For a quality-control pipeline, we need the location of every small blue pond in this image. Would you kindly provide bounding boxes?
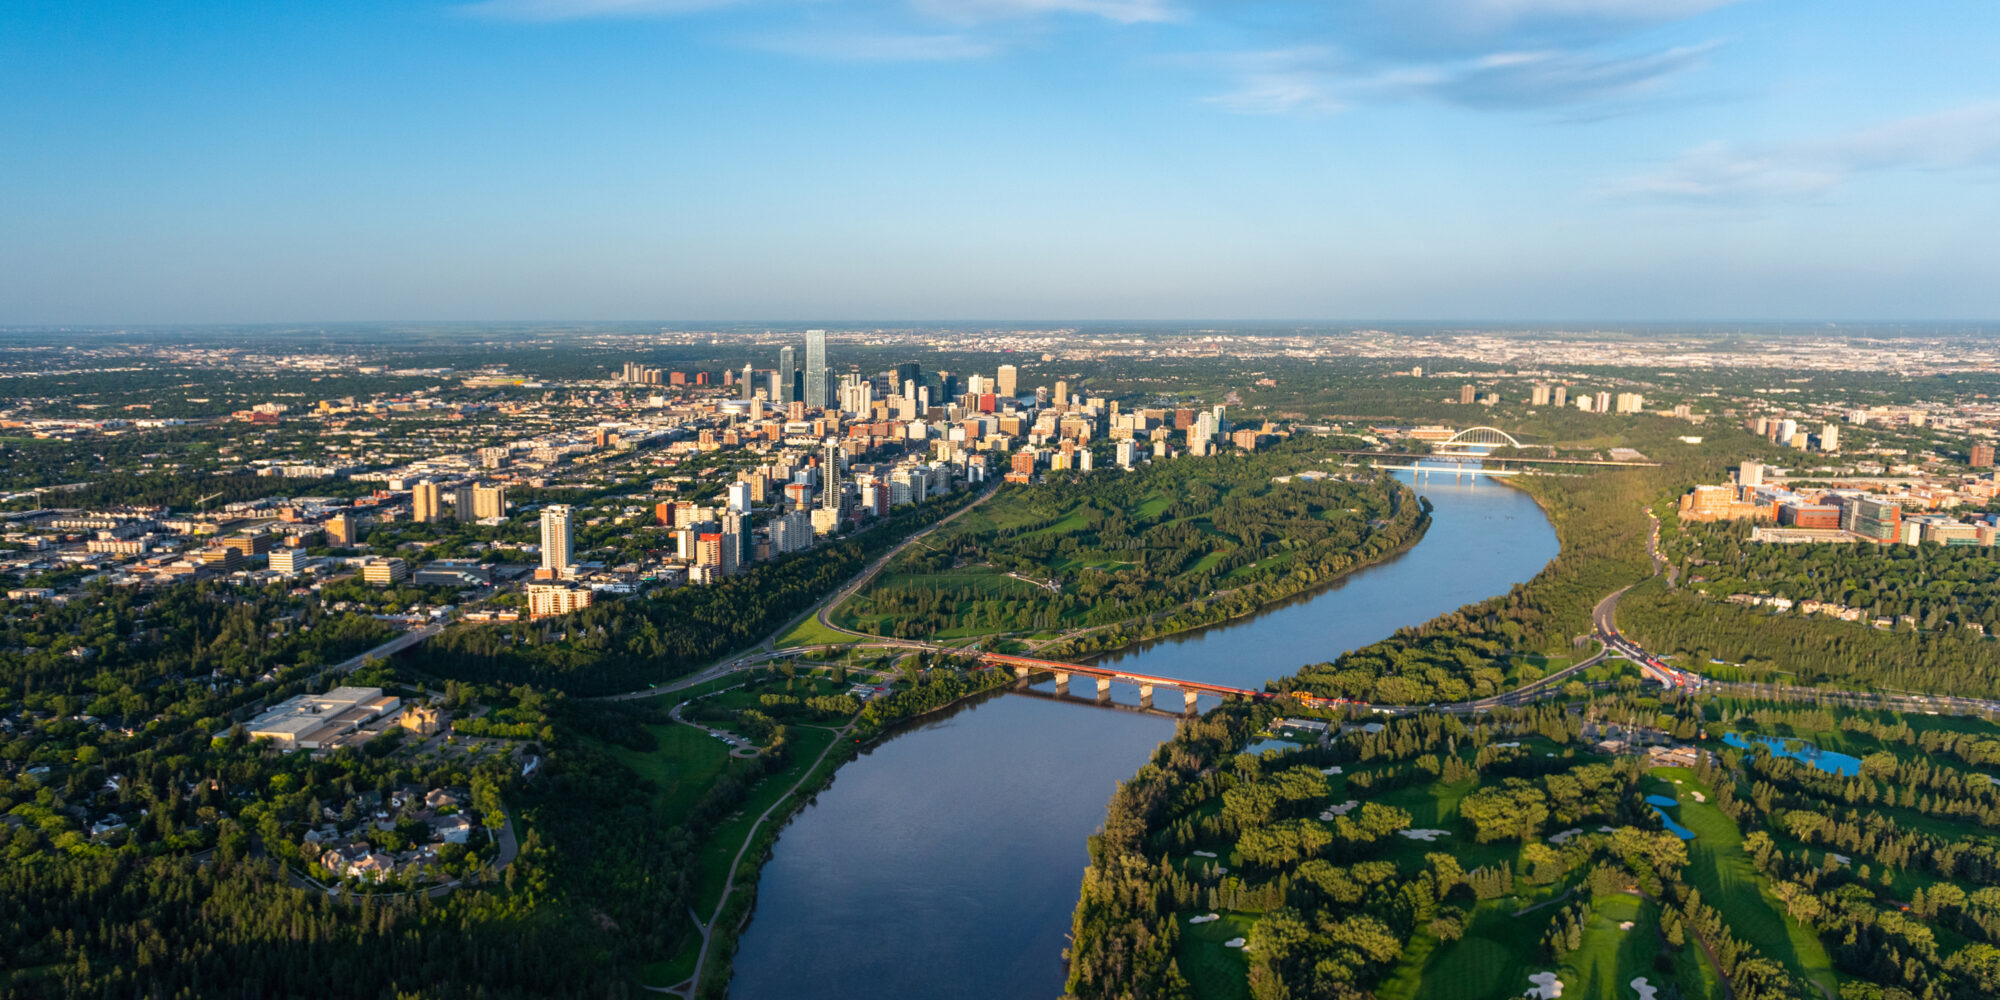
[1644,794,1678,807]
[1722,732,1862,777]
[1651,807,1695,839]
[1241,738,1304,756]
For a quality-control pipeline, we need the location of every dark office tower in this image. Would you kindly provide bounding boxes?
[778,346,797,405]
[940,372,960,400]
[805,329,828,408]
[893,362,920,391]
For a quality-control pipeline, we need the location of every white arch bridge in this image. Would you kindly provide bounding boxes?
[1436,426,1522,453]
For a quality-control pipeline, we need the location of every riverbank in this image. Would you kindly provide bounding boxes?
[675,661,1019,997]
[727,467,1563,999]
[1047,494,1434,663]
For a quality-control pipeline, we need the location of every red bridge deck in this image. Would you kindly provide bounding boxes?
[979,652,1273,699]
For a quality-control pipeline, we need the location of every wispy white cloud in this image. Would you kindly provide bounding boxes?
[746,30,1002,60]
[908,0,1180,25]
[1202,41,1717,115]
[1608,102,2000,201]
[464,0,1178,23]
[458,0,745,20]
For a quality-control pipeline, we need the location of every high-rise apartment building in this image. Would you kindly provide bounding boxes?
[1819,423,1840,453]
[1054,380,1069,406]
[996,364,1017,400]
[479,447,509,469]
[818,439,843,513]
[326,512,357,545]
[1974,444,1996,469]
[1739,461,1763,487]
[1531,384,1551,407]
[778,346,797,405]
[1594,391,1612,413]
[540,505,574,572]
[805,329,828,408]
[472,483,507,520]
[451,484,476,521]
[1460,384,1476,405]
[722,510,750,570]
[527,584,593,619]
[412,480,443,523]
[1552,386,1568,408]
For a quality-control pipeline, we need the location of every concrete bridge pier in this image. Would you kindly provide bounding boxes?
[1184,689,1200,714]
[1138,683,1154,709]
[1053,671,1069,695]
[1012,665,1029,681]
[1096,676,1112,702]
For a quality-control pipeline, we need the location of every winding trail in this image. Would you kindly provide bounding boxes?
[669,715,860,996]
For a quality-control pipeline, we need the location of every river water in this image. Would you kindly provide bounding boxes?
[727,467,1558,999]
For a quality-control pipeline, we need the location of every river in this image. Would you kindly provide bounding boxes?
[727,467,1559,999]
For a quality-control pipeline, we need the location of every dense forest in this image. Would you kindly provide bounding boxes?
[1621,580,2000,698]
[1670,518,2000,629]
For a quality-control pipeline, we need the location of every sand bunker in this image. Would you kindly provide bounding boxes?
[1398,828,1449,842]
[1494,741,1522,748]
[1630,977,1658,1000]
[1192,850,1217,858]
[1526,972,1564,998]
[1319,800,1361,820]
[1188,913,1221,924]
[1618,921,1634,931]
[1690,791,1707,802]
[1547,828,1585,845]
[1320,766,1344,775]
[1223,937,1247,949]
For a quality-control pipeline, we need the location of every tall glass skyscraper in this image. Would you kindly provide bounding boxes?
[777,345,797,405]
[805,329,828,408]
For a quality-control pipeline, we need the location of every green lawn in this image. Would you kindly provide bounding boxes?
[774,615,858,648]
[1378,896,1551,1000]
[1559,892,1663,1000]
[1176,912,1256,1000]
[1649,766,1839,997]
[1018,510,1089,538]
[608,723,737,825]
[1133,494,1172,519]
[637,911,704,988]
[691,726,840,913]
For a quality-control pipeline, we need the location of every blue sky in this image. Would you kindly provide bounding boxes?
[2,0,1997,323]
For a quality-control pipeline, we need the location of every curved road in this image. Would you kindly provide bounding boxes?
[594,481,1000,704]
[808,481,1001,641]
